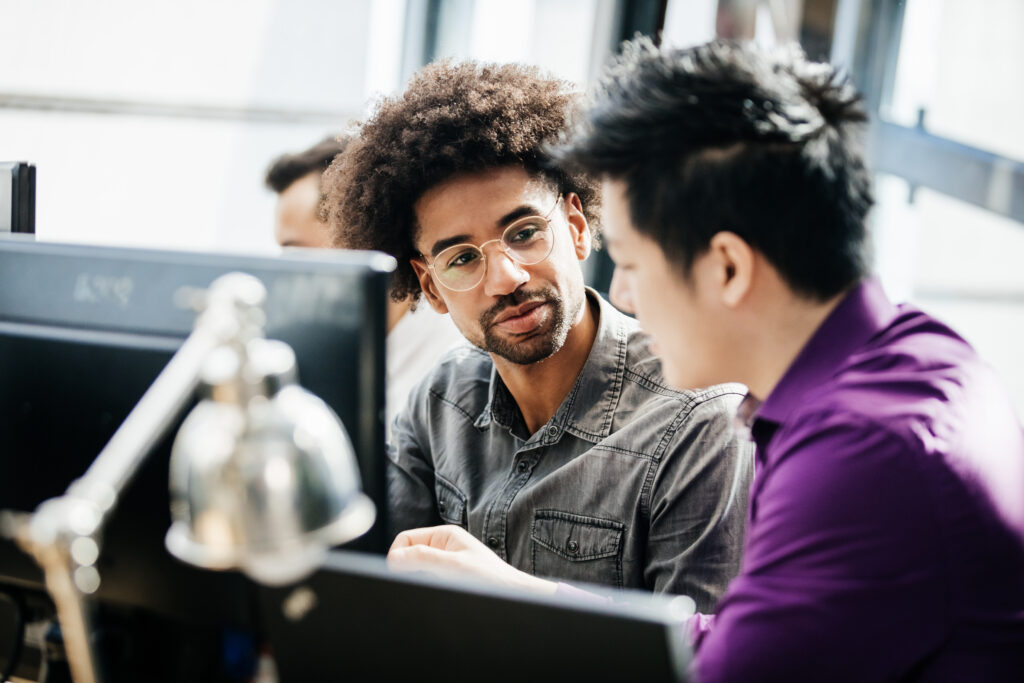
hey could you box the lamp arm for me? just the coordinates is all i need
[68,324,221,516]
[13,274,266,683]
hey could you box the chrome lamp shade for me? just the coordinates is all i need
[166,338,375,586]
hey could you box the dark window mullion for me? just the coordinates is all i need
[872,122,1024,226]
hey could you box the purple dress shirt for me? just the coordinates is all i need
[694,279,1024,682]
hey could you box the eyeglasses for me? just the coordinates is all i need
[422,195,562,292]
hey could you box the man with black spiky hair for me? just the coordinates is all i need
[395,38,1024,682]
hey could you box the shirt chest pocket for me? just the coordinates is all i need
[530,510,625,588]
[434,477,468,528]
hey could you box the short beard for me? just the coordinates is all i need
[478,286,580,365]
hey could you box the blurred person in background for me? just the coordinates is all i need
[267,134,464,435]
[265,135,346,249]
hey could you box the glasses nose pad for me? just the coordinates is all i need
[501,247,529,275]
[481,240,520,271]
[497,242,520,265]
[480,245,527,290]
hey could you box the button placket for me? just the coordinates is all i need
[483,444,545,562]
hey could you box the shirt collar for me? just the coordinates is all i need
[754,277,897,427]
[558,289,629,442]
[474,288,628,444]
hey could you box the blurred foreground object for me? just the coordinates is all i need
[14,272,373,683]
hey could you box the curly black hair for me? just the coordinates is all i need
[321,60,600,303]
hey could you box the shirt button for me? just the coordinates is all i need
[546,425,559,438]
[487,536,499,549]
[516,460,529,473]
[566,540,579,555]
[438,500,447,512]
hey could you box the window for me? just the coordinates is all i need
[663,0,1024,417]
[0,0,405,252]
[865,0,1024,419]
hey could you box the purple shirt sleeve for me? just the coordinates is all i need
[695,413,947,682]
[689,612,715,643]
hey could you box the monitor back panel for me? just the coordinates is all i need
[0,240,390,624]
[259,552,692,682]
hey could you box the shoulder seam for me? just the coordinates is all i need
[426,387,478,424]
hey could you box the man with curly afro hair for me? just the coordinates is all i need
[324,60,752,609]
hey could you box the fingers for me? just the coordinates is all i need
[387,542,463,576]
[386,526,557,594]
[389,528,422,550]
[387,525,480,580]
[389,525,471,553]
[390,525,448,552]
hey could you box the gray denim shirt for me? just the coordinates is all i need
[387,291,752,611]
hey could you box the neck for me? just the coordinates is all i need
[492,294,598,436]
[743,288,848,400]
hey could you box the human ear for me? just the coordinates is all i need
[707,231,754,308]
[564,193,592,261]
[410,257,450,314]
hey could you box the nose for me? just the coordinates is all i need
[609,267,635,314]
[481,244,529,297]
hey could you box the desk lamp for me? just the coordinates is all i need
[12,272,375,683]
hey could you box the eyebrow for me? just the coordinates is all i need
[427,203,546,258]
[429,234,473,258]
[496,204,540,228]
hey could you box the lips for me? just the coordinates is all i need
[492,301,548,335]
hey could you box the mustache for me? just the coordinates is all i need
[480,287,558,328]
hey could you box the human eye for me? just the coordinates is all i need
[507,221,544,245]
[611,257,633,272]
[605,242,631,270]
[444,248,480,269]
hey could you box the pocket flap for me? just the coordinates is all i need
[435,476,467,527]
[530,510,623,561]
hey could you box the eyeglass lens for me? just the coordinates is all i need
[433,215,555,291]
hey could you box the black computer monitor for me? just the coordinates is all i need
[258,551,693,682]
[0,239,390,680]
[0,162,36,235]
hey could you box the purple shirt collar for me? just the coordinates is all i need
[753,278,897,427]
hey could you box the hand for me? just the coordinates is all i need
[387,525,557,595]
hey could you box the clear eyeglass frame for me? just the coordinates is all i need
[422,194,563,292]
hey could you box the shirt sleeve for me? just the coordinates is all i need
[645,394,754,612]
[385,392,443,542]
[694,414,947,683]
